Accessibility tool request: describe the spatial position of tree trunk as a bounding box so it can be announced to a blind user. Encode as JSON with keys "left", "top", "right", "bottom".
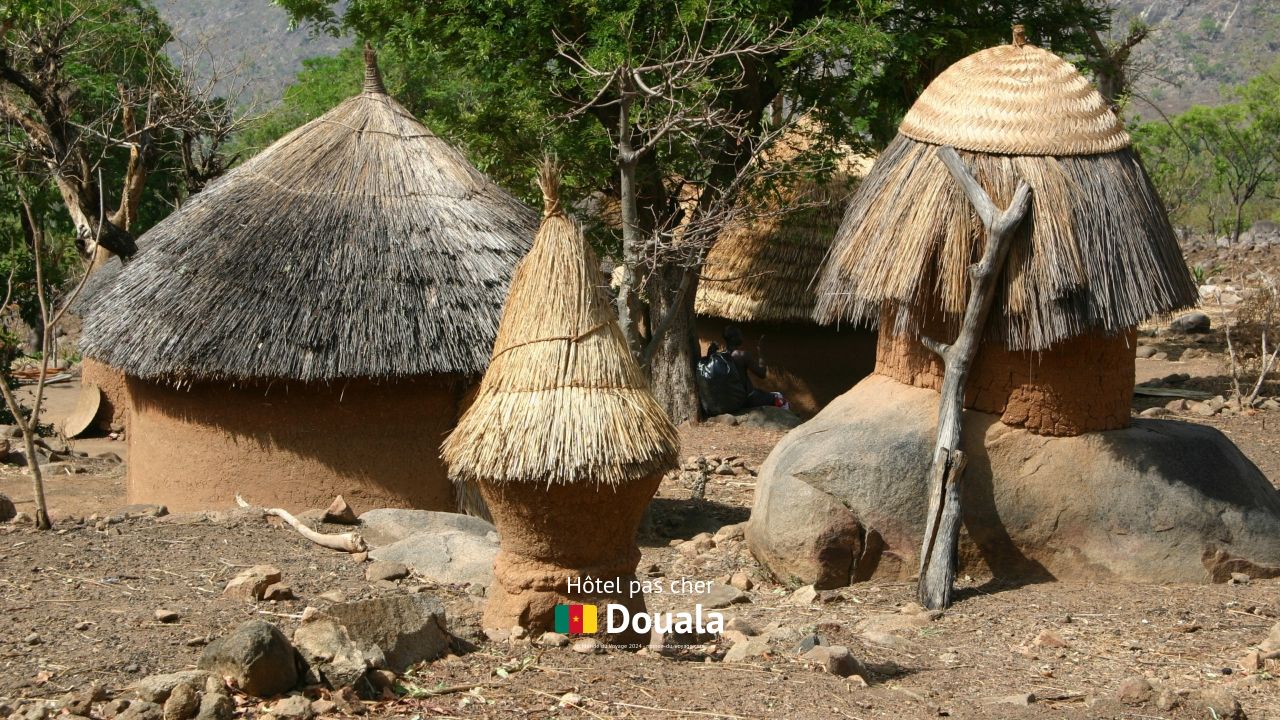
{"left": 646, "top": 265, "right": 700, "bottom": 423}
{"left": 917, "top": 147, "right": 1032, "bottom": 610}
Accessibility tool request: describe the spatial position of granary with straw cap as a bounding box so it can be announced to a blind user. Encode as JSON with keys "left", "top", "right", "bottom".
{"left": 694, "top": 124, "right": 876, "bottom": 416}
{"left": 747, "top": 27, "right": 1280, "bottom": 596}
{"left": 443, "top": 162, "right": 678, "bottom": 639}
{"left": 76, "top": 46, "right": 536, "bottom": 513}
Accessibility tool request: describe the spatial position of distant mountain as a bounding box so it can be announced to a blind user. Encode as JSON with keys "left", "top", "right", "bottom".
{"left": 153, "top": 0, "right": 348, "bottom": 106}
{"left": 154, "top": 0, "right": 1277, "bottom": 119}
{"left": 1115, "top": 0, "right": 1280, "bottom": 119}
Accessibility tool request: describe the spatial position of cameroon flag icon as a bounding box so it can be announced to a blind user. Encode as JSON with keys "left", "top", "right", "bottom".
{"left": 554, "top": 604, "right": 598, "bottom": 634}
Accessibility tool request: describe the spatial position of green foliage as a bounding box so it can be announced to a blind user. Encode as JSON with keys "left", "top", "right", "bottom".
{"left": 1132, "top": 62, "right": 1280, "bottom": 238}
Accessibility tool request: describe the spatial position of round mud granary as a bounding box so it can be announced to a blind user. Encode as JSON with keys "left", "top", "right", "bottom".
{"left": 443, "top": 165, "right": 679, "bottom": 643}
{"left": 77, "top": 47, "right": 536, "bottom": 513}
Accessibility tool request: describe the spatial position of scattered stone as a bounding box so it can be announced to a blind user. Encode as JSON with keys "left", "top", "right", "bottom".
{"left": 0, "top": 493, "right": 14, "bottom": 522}
{"left": 316, "top": 590, "right": 346, "bottom": 604}
{"left": 134, "top": 672, "right": 216, "bottom": 704}
{"left": 1259, "top": 621, "right": 1280, "bottom": 652}
{"left": 1165, "top": 399, "right": 1188, "bottom": 412}
{"left": 365, "top": 561, "right": 410, "bottom": 583}
{"left": 722, "top": 636, "right": 771, "bottom": 662}
{"left": 802, "top": 645, "right": 865, "bottom": 678}
{"left": 323, "top": 496, "right": 358, "bottom": 525}
{"left": 351, "top": 551, "right": 368, "bottom": 563}
{"left": 787, "top": 585, "right": 818, "bottom": 606}
{"left": 1139, "top": 407, "right": 1170, "bottom": 417}
{"left": 707, "top": 413, "right": 738, "bottom": 426}
{"left": 713, "top": 523, "right": 746, "bottom": 543}
{"left": 1169, "top": 311, "right": 1211, "bottom": 334}
{"left": 728, "top": 572, "right": 753, "bottom": 591}
{"left": 154, "top": 609, "right": 180, "bottom": 623}
{"left": 319, "top": 594, "right": 449, "bottom": 673}
{"left": 737, "top": 406, "right": 803, "bottom": 430}
{"left": 1032, "top": 629, "right": 1068, "bottom": 648}
{"left": 796, "top": 634, "right": 822, "bottom": 654}
{"left": 537, "top": 632, "right": 569, "bottom": 648}
{"left": 293, "top": 618, "right": 372, "bottom": 689}
{"left": 309, "top": 700, "right": 337, "bottom": 716}
{"left": 162, "top": 683, "right": 199, "bottom": 720}
{"left": 194, "top": 693, "right": 232, "bottom": 720}
{"left": 74, "top": 621, "right": 92, "bottom": 631}
{"left": 1114, "top": 676, "right": 1152, "bottom": 705}
{"left": 1153, "top": 688, "right": 1180, "bottom": 712}
{"left": 198, "top": 620, "right": 298, "bottom": 697}
{"left": 1262, "top": 398, "right": 1280, "bottom": 411}
{"left": 572, "top": 638, "right": 602, "bottom": 655}
{"left": 12, "top": 511, "right": 32, "bottom": 525}
{"left": 557, "top": 692, "right": 583, "bottom": 709}
{"left": 110, "top": 504, "right": 169, "bottom": 521}
{"left": 270, "top": 695, "right": 314, "bottom": 720}
{"left": 1240, "top": 650, "right": 1262, "bottom": 671}
{"left": 1135, "top": 346, "right": 1158, "bottom": 359}
{"left": 677, "top": 533, "right": 716, "bottom": 556}
{"left": 702, "top": 583, "right": 748, "bottom": 609}
{"left": 725, "top": 617, "right": 757, "bottom": 636}
{"left": 714, "top": 462, "right": 736, "bottom": 476}
{"left": 222, "top": 565, "right": 282, "bottom": 601}
{"left": 1192, "top": 688, "right": 1243, "bottom": 719}
{"left": 118, "top": 700, "right": 163, "bottom": 720}
{"left": 263, "top": 583, "right": 295, "bottom": 601}
{"left": 24, "top": 633, "right": 41, "bottom": 645}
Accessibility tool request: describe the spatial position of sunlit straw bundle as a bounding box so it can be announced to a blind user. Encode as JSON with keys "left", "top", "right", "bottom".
{"left": 813, "top": 40, "right": 1197, "bottom": 350}
{"left": 442, "top": 163, "right": 679, "bottom": 487}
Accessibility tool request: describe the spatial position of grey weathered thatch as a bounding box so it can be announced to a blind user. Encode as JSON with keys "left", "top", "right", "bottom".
{"left": 813, "top": 42, "right": 1197, "bottom": 351}
{"left": 442, "top": 164, "right": 679, "bottom": 487}
{"left": 79, "top": 48, "right": 536, "bottom": 382}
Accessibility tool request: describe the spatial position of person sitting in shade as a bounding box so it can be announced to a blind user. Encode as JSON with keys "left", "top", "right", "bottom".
{"left": 698, "top": 325, "right": 788, "bottom": 415}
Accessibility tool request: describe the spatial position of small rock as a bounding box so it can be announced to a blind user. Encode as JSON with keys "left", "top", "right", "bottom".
{"left": 796, "top": 634, "right": 822, "bottom": 654}
{"left": 723, "top": 636, "right": 771, "bottom": 662}
{"left": 803, "top": 645, "right": 866, "bottom": 678}
{"left": 1032, "top": 629, "right": 1068, "bottom": 648}
{"left": 703, "top": 583, "right": 749, "bottom": 609}
{"left": 309, "top": 700, "right": 337, "bottom": 716}
{"left": 1229, "top": 572, "right": 1251, "bottom": 584}
{"left": 320, "top": 594, "right": 449, "bottom": 672}
{"left": 74, "top": 621, "right": 92, "bottom": 631}
{"left": 786, "top": 585, "right": 818, "bottom": 606}
{"left": 707, "top": 413, "right": 738, "bottom": 426}
{"left": 364, "top": 561, "right": 409, "bottom": 583}
{"left": 1135, "top": 346, "right": 1158, "bottom": 359}
{"left": 724, "top": 617, "right": 757, "bottom": 636}
{"left": 728, "top": 572, "right": 753, "bottom": 591}
{"left": 351, "top": 551, "right": 368, "bottom": 563}
{"left": 1139, "top": 407, "right": 1171, "bottom": 417}
{"left": 1191, "top": 401, "right": 1218, "bottom": 417}
{"left": 1240, "top": 650, "right": 1262, "bottom": 671}
{"left": 134, "top": 672, "right": 216, "bottom": 704}
{"left": 0, "top": 493, "right": 14, "bottom": 522}
{"left": 1165, "top": 399, "right": 1188, "bottom": 412}
{"left": 154, "top": 609, "right": 180, "bottom": 623}
{"left": 119, "top": 700, "right": 163, "bottom": 720}
{"left": 198, "top": 620, "right": 298, "bottom": 698}
{"left": 222, "top": 565, "right": 282, "bottom": 601}
{"left": 557, "top": 692, "right": 583, "bottom": 709}
{"left": 677, "top": 533, "right": 715, "bottom": 556}
{"left": 263, "top": 583, "right": 295, "bottom": 601}
{"left": 270, "top": 695, "right": 313, "bottom": 720}
{"left": 537, "top": 632, "right": 569, "bottom": 648}
{"left": 194, "top": 693, "right": 232, "bottom": 720}
{"left": 713, "top": 523, "right": 745, "bottom": 543}
{"left": 1193, "top": 688, "right": 1242, "bottom": 719}
{"left": 316, "top": 590, "right": 346, "bottom": 604}
{"left": 293, "top": 618, "right": 372, "bottom": 690}
{"left": 1169, "top": 311, "right": 1210, "bottom": 334}
{"left": 161, "top": 684, "right": 199, "bottom": 720}
{"left": 572, "top": 638, "right": 602, "bottom": 655}
{"left": 24, "top": 633, "right": 41, "bottom": 645}
{"left": 714, "top": 462, "right": 736, "bottom": 476}
{"left": 1114, "top": 676, "right": 1152, "bottom": 705}
{"left": 323, "top": 496, "right": 358, "bottom": 525}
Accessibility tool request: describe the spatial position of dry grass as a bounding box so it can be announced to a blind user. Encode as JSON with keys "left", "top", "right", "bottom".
{"left": 80, "top": 50, "right": 537, "bottom": 382}
{"left": 442, "top": 164, "right": 679, "bottom": 486}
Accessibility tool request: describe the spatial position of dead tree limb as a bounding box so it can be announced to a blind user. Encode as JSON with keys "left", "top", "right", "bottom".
{"left": 235, "top": 493, "right": 368, "bottom": 553}
{"left": 917, "top": 146, "right": 1032, "bottom": 610}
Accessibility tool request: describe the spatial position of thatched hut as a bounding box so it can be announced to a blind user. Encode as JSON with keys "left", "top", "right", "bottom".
{"left": 813, "top": 32, "right": 1197, "bottom": 434}
{"left": 695, "top": 138, "right": 876, "bottom": 416}
{"left": 748, "top": 33, "right": 1280, "bottom": 588}
{"left": 443, "top": 165, "right": 678, "bottom": 636}
{"left": 78, "top": 48, "right": 536, "bottom": 512}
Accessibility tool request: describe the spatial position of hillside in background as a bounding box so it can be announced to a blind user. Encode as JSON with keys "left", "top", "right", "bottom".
{"left": 1115, "top": 0, "right": 1280, "bottom": 119}
{"left": 155, "top": 0, "right": 1277, "bottom": 118}
{"left": 154, "top": 0, "right": 348, "bottom": 105}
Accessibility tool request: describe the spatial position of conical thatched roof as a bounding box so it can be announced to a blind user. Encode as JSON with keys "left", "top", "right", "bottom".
{"left": 442, "top": 165, "right": 679, "bottom": 486}
{"left": 814, "top": 35, "right": 1196, "bottom": 351}
{"left": 79, "top": 47, "right": 536, "bottom": 382}
{"left": 696, "top": 128, "right": 871, "bottom": 324}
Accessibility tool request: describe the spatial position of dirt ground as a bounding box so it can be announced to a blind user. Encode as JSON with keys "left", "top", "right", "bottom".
{"left": 3, "top": 305, "right": 1280, "bottom": 717}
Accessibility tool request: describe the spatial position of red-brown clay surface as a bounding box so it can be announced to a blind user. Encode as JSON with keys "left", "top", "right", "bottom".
{"left": 876, "top": 324, "right": 1136, "bottom": 436}
{"left": 125, "top": 375, "right": 465, "bottom": 513}
{"left": 79, "top": 358, "right": 130, "bottom": 432}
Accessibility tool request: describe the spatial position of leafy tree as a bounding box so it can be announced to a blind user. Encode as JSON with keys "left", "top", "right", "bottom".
{"left": 273, "top": 0, "right": 1113, "bottom": 419}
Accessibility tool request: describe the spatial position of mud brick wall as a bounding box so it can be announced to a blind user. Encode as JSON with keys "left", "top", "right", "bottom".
{"left": 874, "top": 320, "right": 1136, "bottom": 436}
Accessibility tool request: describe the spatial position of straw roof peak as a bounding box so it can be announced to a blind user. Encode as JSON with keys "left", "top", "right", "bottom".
{"left": 443, "top": 166, "right": 679, "bottom": 486}
{"left": 81, "top": 76, "right": 537, "bottom": 383}
{"left": 362, "top": 42, "right": 387, "bottom": 95}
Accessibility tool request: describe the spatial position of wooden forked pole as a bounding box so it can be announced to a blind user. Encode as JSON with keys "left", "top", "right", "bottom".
{"left": 917, "top": 146, "right": 1032, "bottom": 610}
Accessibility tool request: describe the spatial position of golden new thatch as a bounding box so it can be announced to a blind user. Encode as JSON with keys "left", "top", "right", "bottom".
{"left": 79, "top": 47, "right": 536, "bottom": 382}
{"left": 442, "top": 165, "right": 679, "bottom": 486}
{"left": 813, "top": 38, "right": 1197, "bottom": 351}
{"left": 696, "top": 127, "right": 871, "bottom": 324}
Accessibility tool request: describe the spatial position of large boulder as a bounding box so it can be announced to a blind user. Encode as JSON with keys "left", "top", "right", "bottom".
{"left": 368, "top": 530, "right": 497, "bottom": 587}
{"left": 319, "top": 594, "right": 449, "bottom": 673}
{"left": 747, "top": 375, "right": 1280, "bottom": 587}
{"left": 197, "top": 620, "right": 298, "bottom": 697}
